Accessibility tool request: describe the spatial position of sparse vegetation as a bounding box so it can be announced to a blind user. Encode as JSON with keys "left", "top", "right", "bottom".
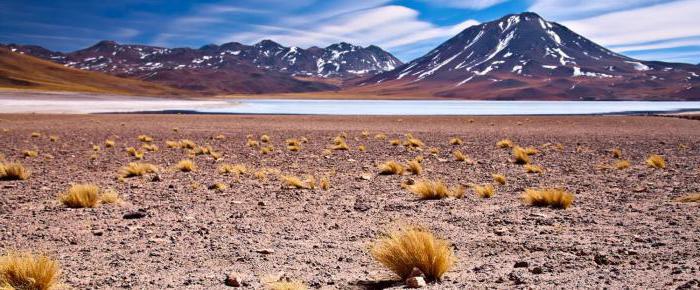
{"left": 331, "top": 140, "right": 349, "bottom": 150}
{"left": 0, "top": 162, "right": 30, "bottom": 180}
{"left": 614, "top": 160, "right": 630, "bottom": 170}
{"left": 522, "top": 188, "right": 574, "bottom": 209}
{"left": 374, "top": 133, "right": 387, "bottom": 140}
{"left": 404, "top": 136, "right": 425, "bottom": 149}
{"left": 137, "top": 135, "right": 153, "bottom": 143}
{"left": 646, "top": 154, "right": 666, "bottom": 169}
{"left": 389, "top": 139, "right": 401, "bottom": 146}
{"left": 208, "top": 183, "right": 228, "bottom": 192}
{"left": 0, "top": 251, "right": 61, "bottom": 290}
{"left": 358, "top": 145, "right": 366, "bottom": 152}
{"left": 496, "top": 139, "right": 514, "bottom": 148}
{"left": 523, "top": 146, "right": 539, "bottom": 155}
{"left": 23, "top": 150, "right": 38, "bottom": 158}
{"left": 219, "top": 164, "right": 247, "bottom": 176}
{"left": 268, "top": 280, "right": 308, "bottom": 290}
{"left": 406, "top": 160, "right": 422, "bottom": 175}
{"left": 261, "top": 134, "right": 270, "bottom": 143}
{"left": 512, "top": 146, "right": 530, "bottom": 164}
{"left": 409, "top": 179, "right": 451, "bottom": 200}
{"left": 492, "top": 174, "right": 506, "bottom": 185}
{"left": 674, "top": 193, "right": 700, "bottom": 203}
{"left": 378, "top": 160, "right": 404, "bottom": 175}
{"left": 474, "top": 184, "right": 495, "bottom": 198}
{"left": 142, "top": 144, "right": 159, "bottom": 152}
{"left": 176, "top": 159, "right": 196, "bottom": 172}
{"left": 370, "top": 227, "right": 454, "bottom": 281}
{"left": 49, "top": 135, "right": 58, "bottom": 142}
{"left": 524, "top": 164, "right": 543, "bottom": 173}
{"left": 31, "top": 132, "right": 41, "bottom": 138}
{"left": 612, "top": 148, "right": 622, "bottom": 159}
{"left": 453, "top": 150, "right": 468, "bottom": 162}
{"left": 260, "top": 146, "right": 274, "bottom": 154}
{"left": 449, "top": 137, "right": 463, "bottom": 145}
{"left": 59, "top": 184, "right": 100, "bottom": 208}
{"left": 280, "top": 175, "right": 313, "bottom": 189}
{"left": 105, "top": 140, "right": 115, "bottom": 148}
{"left": 118, "top": 162, "right": 157, "bottom": 178}
{"left": 319, "top": 177, "right": 330, "bottom": 190}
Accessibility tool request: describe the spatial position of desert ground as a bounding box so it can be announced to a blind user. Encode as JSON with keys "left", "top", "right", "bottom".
{"left": 1, "top": 114, "right": 699, "bottom": 289}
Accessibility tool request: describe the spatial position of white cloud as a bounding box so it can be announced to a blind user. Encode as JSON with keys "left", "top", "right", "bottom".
{"left": 612, "top": 38, "right": 700, "bottom": 53}
{"left": 416, "top": 0, "right": 507, "bottom": 9}
{"left": 530, "top": 0, "right": 668, "bottom": 20}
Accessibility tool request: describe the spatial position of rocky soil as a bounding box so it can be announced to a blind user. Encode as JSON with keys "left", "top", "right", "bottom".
{"left": 0, "top": 114, "right": 699, "bottom": 289}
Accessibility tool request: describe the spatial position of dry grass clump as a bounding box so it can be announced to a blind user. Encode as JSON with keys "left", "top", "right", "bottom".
{"left": 612, "top": 148, "right": 622, "bottom": 159}
{"left": 118, "top": 162, "right": 158, "bottom": 178}
{"left": 247, "top": 139, "right": 260, "bottom": 148}
{"left": 374, "top": 133, "right": 387, "bottom": 140}
{"left": 522, "top": 188, "right": 574, "bottom": 209}
{"left": 0, "top": 251, "right": 61, "bottom": 290}
{"left": 219, "top": 164, "right": 247, "bottom": 176}
{"left": 524, "top": 164, "right": 543, "bottom": 173}
{"left": 512, "top": 146, "right": 531, "bottom": 164}
{"left": 449, "top": 137, "right": 463, "bottom": 145}
{"left": 674, "top": 193, "right": 700, "bottom": 203}
{"left": 452, "top": 150, "right": 468, "bottom": 162}
{"left": 23, "top": 150, "right": 38, "bottom": 158}
{"left": 614, "top": 160, "right": 631, "bottom": 170}
{"left": 176, "top": 159, "right": 196, "bottom": 172}
{"left": 474, "top": 184, "right": 495, "bottom": 198}
{"left": 260, "top": 145, "right": 274, "bottom": 154}
{"left": 165, "top": 140, "right": 179, "bottom": 148}
{"left": 59, "top": 184, "right": 120, "bottom": 208}
{"left": 49, "top": 135, "right": 58, "bottom": 142}
{"left": 646, "top": 154, "right": 666, "bottom": 169}
{"left": 406, "top": 160, "right": 422, "bottom": 175}
{"left": 208, "top": 183, "right": 228, "bottom": 192}
{"left": 261, "top": 134, "right": 271, "bottom": 143}
{"left": 142, "top": 144, "right": 159, "bottom": 152}
{"left": 179, "top": 139, "right": 197, "bottom": 149}
{"left": 389, "top": 139, "right": 401, "bottom": 146}
{"left": 409, "top": 179, "right": 452, "bottom": 200}
{"left": 126, "top": 147, "right": 144, "bottom": 159}
{"left": 280, "top": 175, "right": 317, "bottom": 189}
{"left": 137, "top": 135, "right": 153, "bottom": 143}
{"left": 92, "top": 145, "right": 100, "bottom": 152}
{"left": 496, "top": 139, "right": 514, "bottom": 148}
{"left": 319, "top": 177, "right": 330, "bottom": 190}
{"left": 429, "top": 147, "right": 439, "bottom": 155}
{"left": 370, "top": 227, "right": 454, "bottom": 281}
{"left": 523, "top": 146, "right": 539, "bottom": 155}
{"left": 214, "top": 134, "right": 225, "bottom": 140}
{"left": 404, "top": 136, "right": 425, "bottom": 149}
{"left": 378, "top": 160, "right": 405, "bottom": 175}
{"left": 268, "top": 280, "right": 308, "bottom": 290}
{"left": 105, "top": 140, "right": 115, "bottom": 148}
{"left": 287, "top": 143, "right": 302, "bottom": 152}
{"left": 31, "top": 132, "right": 41, "bottom": 138}
{"left": 358, "top": 145, "right": 366, "bottom": 152}
{"left": 0, "top": 162, "right": 30, "bottom": 180}
{"left": 492, "top": 174, "right": 506, "bottom": 185}
{"left": 331, "top": 140, "right": 349, "bottom": 150}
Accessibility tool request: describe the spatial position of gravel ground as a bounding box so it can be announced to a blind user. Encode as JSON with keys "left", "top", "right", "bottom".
{"left": 0, "top": 114, "right": 699, "bottom": 289}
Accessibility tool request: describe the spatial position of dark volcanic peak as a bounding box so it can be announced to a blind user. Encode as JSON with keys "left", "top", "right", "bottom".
{"left": 366, "top": 12, "right": 700, "bottom": 100}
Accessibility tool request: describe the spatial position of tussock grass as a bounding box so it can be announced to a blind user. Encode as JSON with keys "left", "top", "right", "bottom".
{"left": 179, "top": 139, "right": 197, "bottom": 149}
{"left": 453, "top": 150, "right": 468, "bottom": 162}
{"left": 474, "top": 184, "right": 495, "bottom": 198}
{"left": 370, "top": 228, "right": 454, "bottom": 281}
{"left": 247, "top": 139, "right": 260, "bottom": 148}
{"left": 675, "top": 193, "right": 700, "bottom": 203}
{"left": 404, "top": 137, "right": 425, "bottom": 149}
{"left": 105, "top": 140, "right": 115, "bottom": 148}
{"left": 512, "top": 146, "right": 530, "bottom": 164}
{"left": 214, "top": 134, "right": 225, "bottom": 140}
{"left": 410, "top": 179, "right": 451, "bottom": 200}
{"left": 287, "top": 144, "right": 302, "bottom": 151}
{"left": 118, "top": 162, "right": 157, "bottom": 178}
{"left": 449, "top": 137, "right": 463, "bottom": 145}
{"left": 523, "top": 146, "right": 539, "bottom": 155}
{"left": 389, "top": 139, "right": 401, "bottom": 146}
{"left": 614, "top": 160, "right": 630, "bottom": 170}
{"left": 0, "top": 251, "right": 61, "bottom": 290}
{"left": 612, "top": 148, "right": 622, "bottom": 159}
{"left": 268, "top": 280, "right": 308, "bottom": 290}
{"left": 142, "top": 144, "right": 159, "bottom": 152}
{"left": 260, "top": 146, "right": 274, "bottom": 154}
{"left": 358, "top": 145, "right": 366, "bottom": 152}
{"left": 450, "top": 185, "right": 466, "bottom": 199}
{"left": 429, "top": 147, "right": 439, "bottom": 155}
{"left": 374, "top": 133, "right": 387, "bottom": 140}
{"left": 361, "top": 131, "right": 370, "bottom": 138}
{"left": 49, "top": 135, "right": 58, "bottom": 142}
{"left": 137, "top": 135, "right": 153, "bottom": 143}
{"left": 176, "top": 160, "right": 196, "bottom": 172}
{"left": 59, "top": 184, "right": 100, "bottom": 208}
{"left": 30, "top": 132, "right": 41, "bottom": 138}
{"left": 378, "top": 160, "right": 404, "bottom": 175}
{"left": 208, "top": 183, "right": 228, "bottom": 192}
{"left": 286, "top": 138, "right": 301, "bottom": 147}
{"left": 92, "top": 145, "right": 100, "bottom": 152}
{"left": 99, "top": 189, "right": 121, "bottom": 204}
{"left": 492, "top": 174, "right": 506, "bottom": 185}
{"left": 23, "top": 150, "right": 38, "bottom": 158}
{"left": 524, "top": 164, "right": 543, "bottom": 173}
{"left": 280, "top": 175, "right": 313, "bottom": 189}
{"left": 646, "top": 154, "right": 665, "bottom": 169}
{"left": 522, "top": 188, "right": 574, "bottom": 209}
{"left": 254, "top": 170, "right": 268, "bottom": 181}
{"left": 219, "top": 164, "right": 247, "bottom": 176}
{"left": 261, "top": 134, "right": 271, "bottom": 143}
{"left": 331, "top": 140, "right": 349, "bottom": 151}
{"left": 496, "top": 139, "right": 514, "bottom": 148}
{"left": 0, "top": 162, "right": 30, "bottom": 180}
{"left": 406, "top": 160, "right": 422, "bottom": 175}
{"left": 165, "top": 140, "right": 179, "bottom": 148}
{"left": 320, "top": 177, "right": 330, "bottom": 190}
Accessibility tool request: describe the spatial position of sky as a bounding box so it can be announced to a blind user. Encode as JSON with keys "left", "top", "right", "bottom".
{"left": 1, "top": 0, "right": 699, "bottom": 64}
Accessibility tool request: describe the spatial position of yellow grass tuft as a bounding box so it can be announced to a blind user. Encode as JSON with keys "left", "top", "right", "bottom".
{"left": 674, "top": 193, "right": 700, "bottom": 203}
{"left": 492, "top": 174, "right": 506, "bottom": 185}
{"left": 612, "top": 148, "right": 622, "bottom": 159}
{"left": 209, "top": 183, "right": 228, "bottom": 192}
{"left": 0, "top": 162, "right": 30, "bottom": 180}
{"left": 268, "top": 280, "right": 308, "bottom": 290}
{"left": 176, "top": 160, "right": 196, "bottom": 172}
{"left": 409, "top": 179, "right": 451, "bottom": 200}
{"left": 105, "top": 140, "right": 115, "bottom": 148}
{"left": 406, "top": 160, "right": 422, "bottom": 175}
{"left": 319, "top": 177, "right": 330, "bottom": 190}
{"left": 261, "top": 134, "right": 271, "bottom": 143}
{"left": 281, "top": 175, "right": 307, "bottom": 189}
{"left": 378, "top": 160, "right": 404, "bottom": 175}
{"left": 389, "top": 139, "right": 401, "bottom": 146}
{"left": 370, "top": 228, "right": 454, "bottom": 281}
{"left": 523, "top": 146, "right": 539, "bottom": 155}
{"left": 92, "top": 145, "right": 100, "bottom": 152}
{"left": 452, "top": 150, "right": 468, "bottom": 162}
{"left": 137, "top": 135, "right": 153, "bottom": 143}
{"left": 49, "top": 135, "right": 58, "bottom": 142}
{"left": 260, "top": 146, "right": 274, "bottom": 154}
{"left": 404, "top": 137, "right": 425, "bottom": 149}
{"left": 429, "top": 147, "right": 439, "bottom": 155}
{"left": 214, "top": 134, "right": 225, "bottom": 140}
{"left": 522, "top": 188, "right": 574, "bottom": 209}
{"left": 172, "top": 127, "right": 179, "bottom": 132}
{"left": 287, "top": 144, "right": 302, "bottom": 152}
{"left": 165, "top": 140, "right": 180, "bottom": 148}
{"left": 358, "top": 145, "right": 366, "bottom": 152}
{"left": 219, "top": 164, "right": 247, "bottom": 176}
{"left": 361, "top": 130, "right": 370, "bottom": 138}
{"left": 179, "top": 139, "right": 197, "bottom": 149}
{"left": 374, "top": 133, "right": 387, "bottom": 140}
{"left": 474, "top": 184, "right": 495, "bottom": 198}
{"left": 99, "top": 189, "right": 121, "bottom": 204}
{"left": 512, "top": 146, "right": 530, "bottom": 164}
{"left": 449, "top": 137, "right": 463, "bottom": 145}
{"left": 524, "top": 164, "right": 543, "bottom": 173}
{"left": 118, "top": 162, "right": 158, "bottom": 178}
{"left": 59, "top": 184, "right": 104, "bottom": 208}
{"left": 496, "top": 139, "right": 514, "bottom": 148}
{"left": 30, "top": 132, "right": 41, "bottom": 138}
{"left": 23, "top": 150, "right": 38, "bottom": 158}
{"left": 646, "top": 154, "right": 665, "bottom": 169}
{"left": 0, "top": 251, "right": 61, "bottom": 290}
{"left": 614, "top": 160, "right": 630, "bottom": 170}
{"left": 247, "top": 139, "right": 260, "bottom": 148}
{"left": 331, "top": 140, "right": 349, "bottom": 151}
{"left": 142, "top": 144, "right": 159, "bottom": 152}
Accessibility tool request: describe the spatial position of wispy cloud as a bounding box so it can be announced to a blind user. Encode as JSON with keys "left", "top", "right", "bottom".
{"left": 530, "top": 0, "right": 669, "bottom": 20}
{"left": 416, "top": 0, "right": 508, "bottom": 9}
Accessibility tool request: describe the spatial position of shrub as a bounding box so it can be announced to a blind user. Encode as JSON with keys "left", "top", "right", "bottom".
{"left": 137, "top": 135, "right": 153, "bottom": 143}
{"left": 247, "top": 139, "right": 260, "bottom": 148}
{"left": 496, "top": 139, "right": 513, "bottom": 148}
{"left": 614, "top": 160, "right": 630, "bottom": 170}
{"left": 370, "top": 228, "right": 454, "bottom": 281}
{"left": 512, "top": 146, "right": 530, "bottom": 164}
{"left": 23, "top": 150, "right": 38, "bottom": 158}
{"left": 319, "top": 177, "right": 330, "bottom": 190}
{"left": 378, "top": 161, "right": 404, "bottom": 175}
{"left": 260, "top": 146, "right": 274, "bottom": 154}
{"left": 389, "top": 139, "right": 401, "bottom": 146}
{"left": 59, "top": 184, "right": 100, "bottom": 208}
{"left": 612, "top": 148, "right": 622, "bottom": 159}
{"left": 331, "top": 140, "right": 349, "bottom": 151}
{"left": 410, "top": 179, "right": 451, "bottom": 200}
{"left": 118, "top": 162, "right": 157, "bottom": 178}
{"left": 646, "top": 154, "right": 665, "bottom": 169}
{"left": 449, "top": 137, "right": 463, "bottom": 145}
{"left": 105, "top": 140, "right": 115, "bottom": 148}
{"left": 404, "top": 137, "right": 425, "bottom": 149}
{"left": 523, "top": 146, "right": 539, "bottom": 155}
{"left": 165, "top": 140, "right": 180, "bottom": 149}
{"left": 179, "top": 139, "right": 197, "bottom": 149}
{"left": 0, "top": 162, "right": 30, "bottom": 180}
{"left": 453, "top": 150, "right": 467, "bottom": 162}
{"left": 261, "top": 134, "right": 270, "bottom": 143}
{"left": 474, "top": 184, "right": 495, "bottom": 198}
{"left": 176, "top": 160, "right": 196, "bottom": 172}
{"left": 492, "top": 174, "right": 506, "bottom": 185}
{"left": 142, "top": 144, "right": 159, "bottom": 152}
{"left": 524, "top": 164, "right": 543, "bottom": 173}
{"left": 406, "top": 160, "right": 422, "bottom": 175}
{"left": 522, "top": 188, "right": 574, "bottom": 209}
{"left": 208, "top": 183, "right": 228, "bottom": 192}
{"left": 374, "top": 133, "right": 387, "bottom": 140}
{"left": 0, "top": 251, "right": 60, "bottom": 290}
{"left": 281, "top": 175, "right": 306, "bottom": 189}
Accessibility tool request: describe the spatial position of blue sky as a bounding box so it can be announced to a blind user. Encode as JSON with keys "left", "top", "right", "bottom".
{"left": 1, "top": 0, "right": 699, "bottom": 64}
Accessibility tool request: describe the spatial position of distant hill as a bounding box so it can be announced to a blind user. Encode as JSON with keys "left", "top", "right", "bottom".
{"left": 0, "top": 47, "right": 192, "bottom": 96}
{"left": 358, "top": 12, "right": 700, "bottom": 100}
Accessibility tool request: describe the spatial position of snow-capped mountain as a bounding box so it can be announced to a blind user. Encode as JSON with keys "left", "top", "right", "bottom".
{"left": 364, "top": 12, "right": 700, "bottom": 100}
{"left": 3, "top": 40, "right": 401, "bottom": 94}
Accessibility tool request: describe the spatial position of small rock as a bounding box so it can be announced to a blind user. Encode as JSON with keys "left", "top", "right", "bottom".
{"left": 258, "top": 201, "right": 266, "bottom": 206}
{"left": 508, "top": 272, "right": 525, "bottom": 285}
{"left": 255, "top": 249, "right": 275, "bottom": 254}
{"left": 92, "top": 230, "right": 104, "bottom": 236}
{"left": 359, "top": 173, "right": 372, "bottom": 180}
{"left": 530, "top": 267, "right": 544, "bottom": 274}
{"left": 514, "top": 261, "right": 529, "bottom": 268}
{"left": 151, "top": 174, "right": 162, "bottom": 182}
{"left": 405, "top": 276, "right": 426, "bottom": 288}
{"left": 123, "top": 211, "right": 147, "bottom": 219}
{"left": 594, "top": 254, "right": 609, "bottom": 265}
{"left": 408, "top": 267, "right": 425, "bottom": 278}
{"left": 224, "top": 274, "right": 241, "bottom": 287}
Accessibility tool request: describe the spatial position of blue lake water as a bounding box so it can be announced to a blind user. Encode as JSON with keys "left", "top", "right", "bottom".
{"left": 196, "top": 99, "right": 700, "bottom": 115}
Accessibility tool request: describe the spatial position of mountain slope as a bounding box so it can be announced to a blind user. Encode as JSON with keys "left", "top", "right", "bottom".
{"left": 359, "top": 12, "right": 700, "bottom": 100}
{"left": 4, "top": 40, "right": 401, "bottom": 94}
{"left": 0, "top": 47, "right": 192, "bottom": 96}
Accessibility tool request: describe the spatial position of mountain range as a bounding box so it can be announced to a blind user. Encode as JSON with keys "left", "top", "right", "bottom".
{"left": 2, "top": 12, "right": 699, "bottom": 100}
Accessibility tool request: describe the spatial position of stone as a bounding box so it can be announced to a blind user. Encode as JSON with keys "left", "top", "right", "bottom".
{"left": 123, "top": 211, "right": 147, "bottom": 219}
{"left": 531, "top": 267, "right": 544, "bottom": 274}
{"left": 405, "top": 276, "right": 426, "bottom": 288}
{"left": 514, "top": 261, "right": 529, "bottom": 268}
{"left": 255, "top": 249, "right": 275, "bottom": 254}
{"left": 224, "top": 274, "right": 241, "bottom": 287}
{"left": 408, "top": 267, "right": 425, "bottom": 278}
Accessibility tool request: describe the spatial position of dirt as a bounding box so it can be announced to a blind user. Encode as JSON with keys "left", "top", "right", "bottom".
{"left": 0, "top": 114, "right": 699, "bottom": 289}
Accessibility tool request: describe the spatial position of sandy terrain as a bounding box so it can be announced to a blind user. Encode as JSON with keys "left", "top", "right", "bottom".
{"left": 0, "top": 114, "right": 699, "bottom": 289}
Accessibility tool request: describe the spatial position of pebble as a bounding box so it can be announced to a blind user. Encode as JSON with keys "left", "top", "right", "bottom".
{"left": 224, "top": 273, "right": 241, "bottom": 287}
{"left": 514, "top": 261, "right": 529, "bottom": 268}
{"left": 123, "top": 211, "right": 147, "bottom": 219}
{"left": 255, "top": 249, "right": 275, "bottom": 254}
{"left": 405, "top": 276, "right": 426, "bottom": 288}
